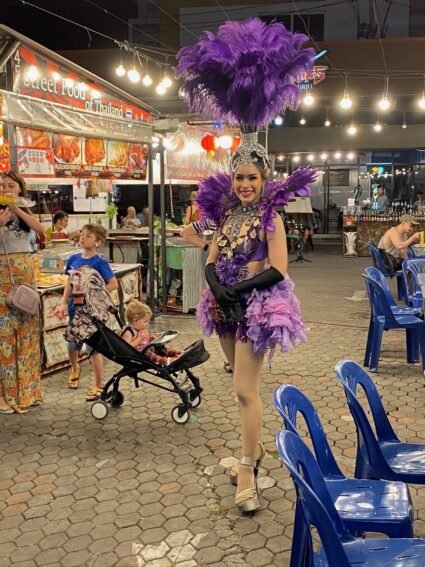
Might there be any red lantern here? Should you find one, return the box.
[201,133,217,152]
[230,136,241,152]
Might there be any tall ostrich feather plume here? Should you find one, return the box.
[175,18,315,131]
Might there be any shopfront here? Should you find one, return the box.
[0,24,159,374]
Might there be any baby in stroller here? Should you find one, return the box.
[65,266,208,423]
[122,300,180,366]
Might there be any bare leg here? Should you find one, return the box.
[90,353,103,389]
[233,340,264,504]
[69,349,80,373]
[0,394,10,408]
[219,334,236,371]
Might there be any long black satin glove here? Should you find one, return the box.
[233,267,284,295]
[205,263,238,308]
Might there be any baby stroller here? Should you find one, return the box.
[65,267,208,424]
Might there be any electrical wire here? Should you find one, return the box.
[17,0,175,70]
[214,0,231,20]
[148,0,198,39]
[15,0,425,103]
[83,0,177,53]
[290,0,345,81]
[372,0,389,78]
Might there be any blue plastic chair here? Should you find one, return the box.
[402,259,425,309]
[407,246,416,260]
[363,270,425,371]
[363,267,420,368]
[369,240,405,301]
[274,384,413,567]
[274,384,413,534]
[335,360,425,483]
[364,266,420,316]
[276,430,425,567]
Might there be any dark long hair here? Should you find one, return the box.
[3,170,31,215]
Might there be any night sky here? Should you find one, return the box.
[2,0,138,51]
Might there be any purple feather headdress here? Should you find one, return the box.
[175,18,315,132]
[196,167,317,231]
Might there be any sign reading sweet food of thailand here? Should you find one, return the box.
[13,46,152,123]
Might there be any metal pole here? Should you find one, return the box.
[147,144,155,312]
[324,161,330,234]
[159,139,167,314]
[5,55,18,171]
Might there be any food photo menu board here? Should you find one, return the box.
[16,127,148,180]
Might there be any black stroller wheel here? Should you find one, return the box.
[110,391,124,407]
[171,404,190,424]
[189,390,201,408]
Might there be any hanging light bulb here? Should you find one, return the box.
[340,95,352,109]
[217,135,233,149]
[378,76,391,111]
[378,97,390,111]
[373,122,382,132]
[347,152,355,160]
[274,115,283,126]
[292,155,300,163]
[339,76,352,109]
[334,152,341,160]
[303,93,315,106]
[116,63,126,77]
[116,47,126,77]
[347,124,357,136]
[128,67,140,83]
[418,75,425,109]
[307,154,315,161]
[402,121,407,129]
[320,153,328,160]
[299,117,306,125]
[143,74,153,86]
[324,118,331,127]
[156,83,166,95]
[162,73,172,88]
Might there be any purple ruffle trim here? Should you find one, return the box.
[196,278,306,360]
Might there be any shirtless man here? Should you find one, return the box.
[378,214,420,269]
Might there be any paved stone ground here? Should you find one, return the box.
[2,245,425,567]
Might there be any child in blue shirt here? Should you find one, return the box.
[57,224,118,400]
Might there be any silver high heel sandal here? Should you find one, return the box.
[235,458,261,513]
[229,441,266,486]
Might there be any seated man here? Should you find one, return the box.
[378,214,420,270]
[45,211,80,242]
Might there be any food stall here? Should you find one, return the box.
[154,124,230,312]
[0,24,158,373]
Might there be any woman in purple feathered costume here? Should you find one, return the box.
[176,17,316,514]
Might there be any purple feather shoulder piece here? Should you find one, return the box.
[196,167,317,231]
[175,18,315,131]
[261,167,317,233]
[196,173,238,227]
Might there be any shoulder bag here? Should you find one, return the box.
[1,232,40,316]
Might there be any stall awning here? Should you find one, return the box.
[0,90,152,144]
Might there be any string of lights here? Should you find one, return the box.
[17,0,175,96]
[15,0,425,111]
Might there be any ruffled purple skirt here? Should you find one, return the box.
[196,278,306,359]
